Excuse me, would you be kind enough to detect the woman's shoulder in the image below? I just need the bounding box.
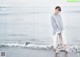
[51,13,56,18]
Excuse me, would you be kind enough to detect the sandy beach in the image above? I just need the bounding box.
[0,47,80,57]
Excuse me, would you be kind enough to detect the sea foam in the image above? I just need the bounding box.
[0,42,80,53]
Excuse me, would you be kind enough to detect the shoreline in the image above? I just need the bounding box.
[0,42,80,53]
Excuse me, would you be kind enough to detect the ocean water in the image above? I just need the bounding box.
[0,0,80,46]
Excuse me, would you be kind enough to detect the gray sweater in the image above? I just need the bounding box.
[51,13,64,35]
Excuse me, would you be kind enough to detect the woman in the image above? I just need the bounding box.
[51,6,68,53]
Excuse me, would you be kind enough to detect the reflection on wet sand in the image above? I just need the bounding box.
[55,53,60,57]
[54,52,68,57]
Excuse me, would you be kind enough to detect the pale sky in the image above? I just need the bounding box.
[0,0,80,7]
[0,0,80,6]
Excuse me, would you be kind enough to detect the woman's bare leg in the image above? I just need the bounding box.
[58,33,63,45]
[55,33,61,53]
[59,33,68,53]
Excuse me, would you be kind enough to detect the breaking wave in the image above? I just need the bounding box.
[0,42,80,53]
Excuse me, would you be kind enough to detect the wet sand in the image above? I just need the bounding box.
[0,47,80,57]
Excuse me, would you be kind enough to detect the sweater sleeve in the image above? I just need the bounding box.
[51,15,58,29]
[51,15,58,34]
[51,15,63,32]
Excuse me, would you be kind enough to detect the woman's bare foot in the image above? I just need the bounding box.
[55,47,60,53]
[64,44,68,53]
